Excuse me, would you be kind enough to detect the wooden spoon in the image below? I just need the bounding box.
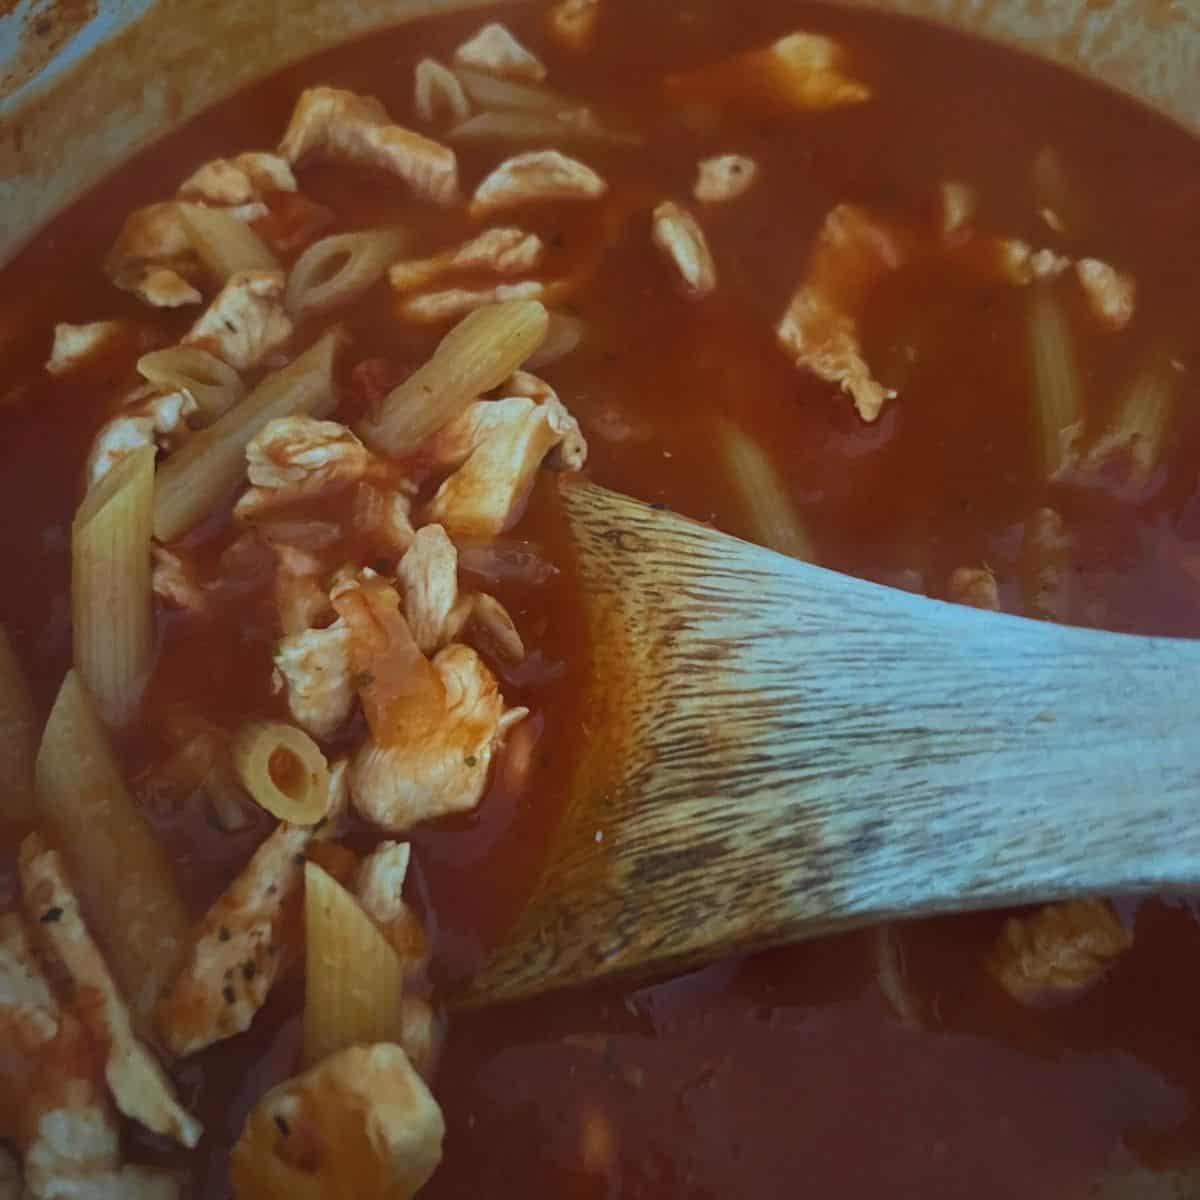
[455,479,1200,1009]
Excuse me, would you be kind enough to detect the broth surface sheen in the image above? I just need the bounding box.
[3,2,1200,1197]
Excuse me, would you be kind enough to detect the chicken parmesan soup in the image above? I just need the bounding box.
[2,0,1200,1195]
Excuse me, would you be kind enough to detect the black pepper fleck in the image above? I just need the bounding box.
[34,18,52,36]
[219,926,231,942]
[223,985,236,1005]
[275,1115,291,1137]
[293,853,305,866]
[464,754,478,767]
[39,907,63,924]
[242,961,258,982]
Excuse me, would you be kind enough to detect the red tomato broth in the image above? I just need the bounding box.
[1,0,1200,1195]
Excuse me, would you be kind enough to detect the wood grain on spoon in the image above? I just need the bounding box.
[455,478,1200,1009]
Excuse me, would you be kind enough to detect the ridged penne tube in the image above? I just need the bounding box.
[452,66,568,112]
[1082,350,1176,485]
[153,330,341,542]
[36,669,190,1032]
[526,311,586,368]
[72,444,155,728]
[357,299,548,456]
[1025,284,1083,481]
[304,861,404,1066]
[720,421,815,561]
[286,228,409,318]
[449,108,640,148]
[0,626,36,825]
[178,202,279,279]
[137,346,244,424]
[233,721,331,825]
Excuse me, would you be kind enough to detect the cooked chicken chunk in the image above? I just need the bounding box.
[350,642,527,833]
[427,393,588,537]
[398,280,546,324]
[665,31,871,114]
[776,204,910,422]
[274,620,355,740]
[694,154,758,205]
[414,58,471,126]
[470,150,606,218]
[19,836,202,1147]
[652,201,717,297]
[388,227,545,293]
[993,239,1071,285]
[1075,258,1135,331]
[986,898,1132,1003]
[132,267,203,309]
[236,417,372,520]
[352,483,418,556]
[939,180,976,238]
[454,23,546,82]
[230,1044,444,1200]
[397,525,471,655]
[947,566,999,611]
[467,592,526,664]
[355,843,429,969]
[152,546,206,614]
[46,322,128,376]
[106,203,195,280]
[178,152,298,206]
[86,386,198,488]
[157,822,311,1057]
[183,269,292,371]
[278,86,460,207]
[548,0,600,50]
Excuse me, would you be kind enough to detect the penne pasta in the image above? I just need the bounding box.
[1081,349,1176,487]
[525,311,586,368]
[178,201,279,280]
[286,228,409,318]
[357,298,548,455]
[137,346,244,424]
[303,860,405,1066]
[153,329,341,542]
[35,669,189,1033]
[0,625,36,826]
[1025,284,1084,481]
[449,108,641,148]
[232,720,331,825]
[720,420,815,561]
[72,444,156,728]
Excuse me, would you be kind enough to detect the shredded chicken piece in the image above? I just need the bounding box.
[398,280,546,324]
[994,239,1072,285]
[986,898,1132,1003]
[132,267,203,309]
[470,150,606,218]
[396,525,471,655]
[106,203,194,279]
[274,620,355,740]
[350,641,527,833]
[414,58,471,126]
[694,154,758,206]
[776,203,910,422]
[157,822,311,1057]
[353,483,417,556]
[469,592,526,664]
[454,23,546,82]
[355,843,429,970]
[651,201,717,297]
[278,86,460,207]
[947,566,999,611]
[19,836,201,1148]
[665,30,871,113]
[548,0,600,50]
[0,911,59,1077]
[272,544,330,637]
[1075,258,1136,331]
[178,152,297,206]
[86,385,198,488]
[183,269,292,371]
[388,227,545,293]
[46,322,128,377]
[21,1069,120,1200]
[152,546,206,614]
[427,394,587,537]
[231,1044,444,1200]
[236,417,372,520]
[940,180,976,238]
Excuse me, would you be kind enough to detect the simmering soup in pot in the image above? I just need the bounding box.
[3,0,1200,1195]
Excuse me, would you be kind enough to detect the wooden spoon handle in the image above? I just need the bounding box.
[457,481,1200,1009]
